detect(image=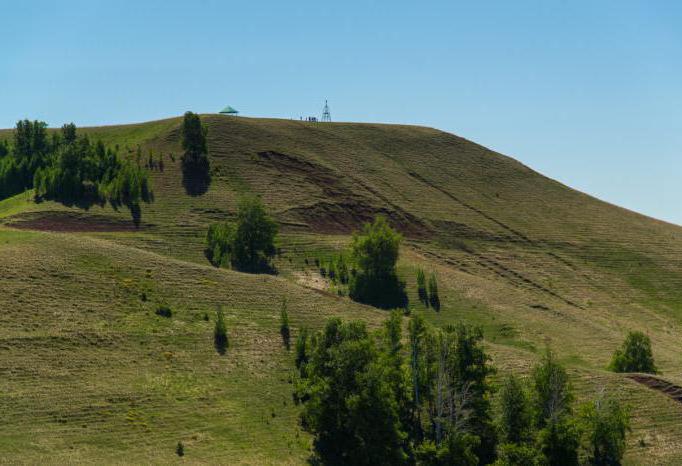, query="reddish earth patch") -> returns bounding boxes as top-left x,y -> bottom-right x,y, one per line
627,374 -> 682,404
6,212 -> 146,232
257,150 -> 430,238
